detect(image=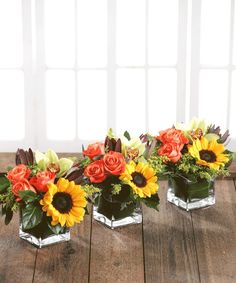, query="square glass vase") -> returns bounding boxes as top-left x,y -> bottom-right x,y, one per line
93,195 -> 142,229
167,176 -> 215,211
19,216 -> 70,248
